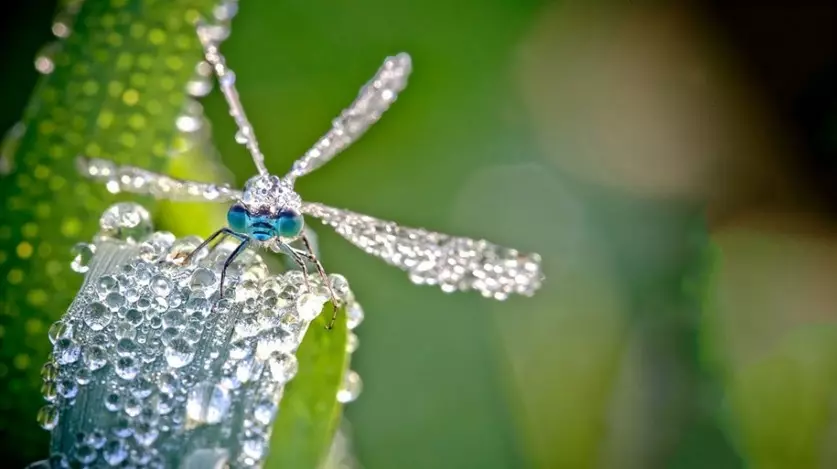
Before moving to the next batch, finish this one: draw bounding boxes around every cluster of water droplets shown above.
[39,202,364,468]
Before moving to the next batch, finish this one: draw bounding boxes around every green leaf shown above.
[0,0,215,463]
[266,303,349,469]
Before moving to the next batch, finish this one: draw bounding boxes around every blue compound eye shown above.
[227,204,249,233]
[274,209,304,238]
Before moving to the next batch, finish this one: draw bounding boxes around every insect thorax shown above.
[239,174,302,215]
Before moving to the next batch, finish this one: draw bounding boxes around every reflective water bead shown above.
[337,370,363,403]
[55,337,81,365]
[103,439,128,465]
[150,275,171,297]
[135,297,152,311]
[184,297,209,316]
[96,275,119,296]
[265,351,298,384]
[156,393,174,415]
[124,287,140,302]
[114,321,136,340]
[57,378,78,399]
[161,327,180,346]
[190,267,216,290]
[105,292,126,311]
[242,438,266,460]
[37,405,59,430]
[255,326,293,359]
[124,396,142,417]
[162,309,185,328]
[149,316,163,329]
[70,242,96,273]
[41,362,57,381]
[253,400,277,425]
[125,308,143,326]
[131,376,154,399]
[113,417,132,437]
[135,267,152,286]
[165,338,195,368]
[99,202,153,242]
[158,373,177,394]
[329,273,352,302]
[229,339,253,360]
[134,421,159,446]
[117,338,138,357]
[346,331,359,353]
[150,296,169,313]
[74,443,97,464]
[48,320,72,344]
[115,356,139,380]
[84,345,108,371]
[346,301,365,329]
[75,368,92,385]
[186,382,231,426]
[84,302,112,331]
[296,292,326,321]
[183,324,202,343]
[41,381,57,402]
[85,430,106,449]
[104,393,122,412]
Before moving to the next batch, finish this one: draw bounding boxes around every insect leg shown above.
[219,236,250,297]
[184,227,237,264]
[299,235,339,330]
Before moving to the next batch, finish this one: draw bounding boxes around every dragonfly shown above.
[77,22,544,329]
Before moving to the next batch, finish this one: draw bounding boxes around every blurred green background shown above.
[2,1,837,468]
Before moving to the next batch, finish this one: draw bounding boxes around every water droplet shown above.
[165,338,195,368]
[115,356,139,380]
[105,291,126,311]
[103,439,128,465]
[329,273,352,302]
[48,321,72,344]
[82,344,107,371]
[183,324,202,343]
[347,301,365,329]
[131,376,154,399]
[124,287,140,302]
[99,202,153,242]
[151,296,169,313]
[84,302,112,331]
[74,443,97,464]
[190,268,216,290]
[37,405,59,430]
[116,338,138,357]
[113,417,132,437]
[124,396,142,417]
[85,430,106,449]
[186,382,231,426]
[41,381,57,402]
[150,275,171,297]
[75,367,92,385]
[104,393,122,412]
[162,309,185,329]
[55,338,80,365]
[34,42,60,74]
[156,392,174,414]
[56,377,78,398]
[296,293,326,321]
[161,327,180,346]
[114,321,136,340]
[346,331,359,353]
[253,400,277,425]
[158,373,177,394]
[242,438,265,460]
[70,243,96,273]
[96,275,119,296]
[255,326,293,359]
[265,351,298,384]
[133,421,159,446]
[41,362,57,381]
[184,297,209,317]
[234,129,249,144]
[229,339,253,360]
[337,370,362,403]
[135,297,151,311]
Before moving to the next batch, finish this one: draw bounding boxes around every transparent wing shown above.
[302,202,544,300]
[285,53,412,182]
[76,156,242,203]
